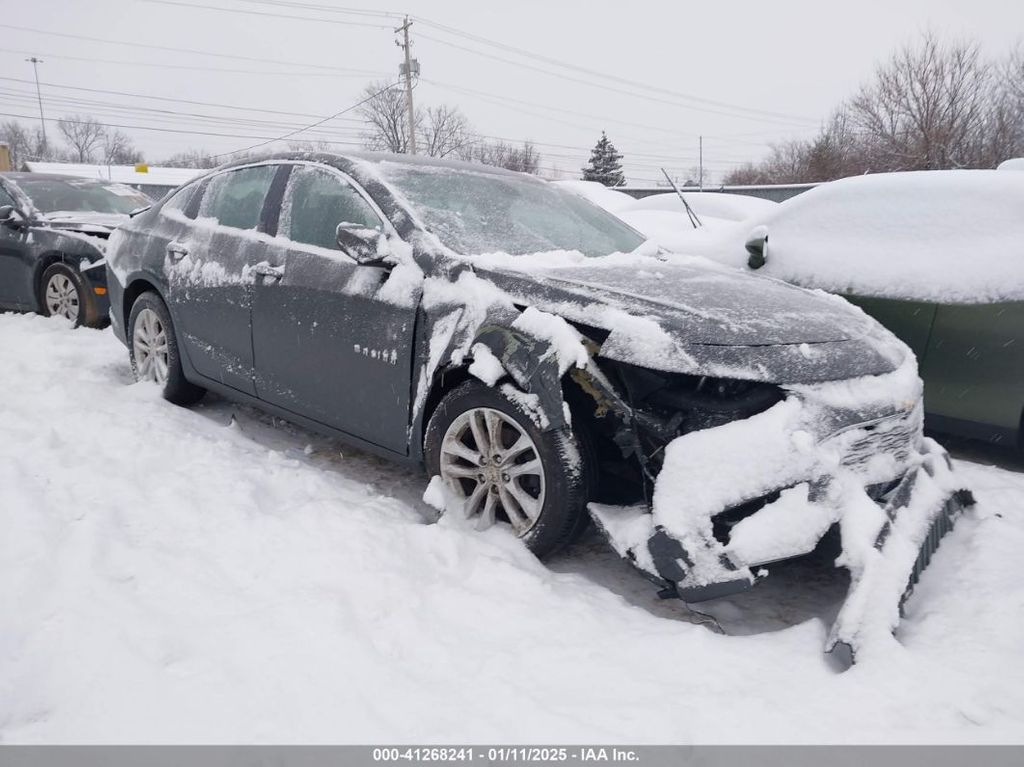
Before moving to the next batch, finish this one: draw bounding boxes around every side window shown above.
[161,182,197,217]
[0,185,16,209]
[199,165,277,231]
[280,166,381,250]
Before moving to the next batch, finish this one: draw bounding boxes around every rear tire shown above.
[424,380,590,559]
[39,263,103,327]
[128,291,205,406]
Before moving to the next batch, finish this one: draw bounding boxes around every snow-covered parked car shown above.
[719,170,1024,449]
[0,173,151,327]
[104,152,971,659]
[553,179,778,255]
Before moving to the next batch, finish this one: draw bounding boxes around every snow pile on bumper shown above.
[590,359,972,659]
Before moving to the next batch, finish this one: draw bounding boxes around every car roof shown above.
[217,150,538,181]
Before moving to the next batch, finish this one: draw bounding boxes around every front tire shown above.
[39,263,103,327]
[424,380,589,558]
[128,291,205,405]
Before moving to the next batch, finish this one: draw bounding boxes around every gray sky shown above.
[3,0,1022,184]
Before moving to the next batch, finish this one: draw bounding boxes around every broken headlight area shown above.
[576,356,973,662]
[569,359,785,505]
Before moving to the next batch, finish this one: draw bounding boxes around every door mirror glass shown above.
[745,227,769,270]
[336,223,385,264]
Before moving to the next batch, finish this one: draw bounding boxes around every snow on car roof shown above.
[714,170,1024,304]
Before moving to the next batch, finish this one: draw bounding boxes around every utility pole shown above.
[699,135,703,191]
[395,16,417,155]
[26,56,47,151]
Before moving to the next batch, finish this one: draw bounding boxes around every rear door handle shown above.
[166,242,189,261]
[252,262,285,281]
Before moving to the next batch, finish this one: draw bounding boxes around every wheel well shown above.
[122,279,160,330]
[33,252,74,304]
[421,364,474,446]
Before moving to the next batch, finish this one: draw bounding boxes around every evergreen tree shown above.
[581,131,625,187]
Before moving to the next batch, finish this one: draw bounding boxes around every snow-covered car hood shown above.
[476,260,904,383]
[42,210,128,236]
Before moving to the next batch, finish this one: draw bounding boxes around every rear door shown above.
[165,164,282,396]
[251,163,419,453]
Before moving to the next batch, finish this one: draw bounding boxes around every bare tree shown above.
[848,34,994,171]
[102,129,143,165]
[57,115,106,163]
[421,105,472,158]
[160,148,219,169]
[725,34,1024,183]
[286,139,334,153]
[0,120,32,169]
[358,80,420,154]
[461,140,541,173]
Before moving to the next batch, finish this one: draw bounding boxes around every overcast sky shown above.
[3,0,1022,184]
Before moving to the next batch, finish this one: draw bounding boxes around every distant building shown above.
[24,161,203,200]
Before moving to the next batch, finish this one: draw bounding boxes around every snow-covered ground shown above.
[2,313,1023,744]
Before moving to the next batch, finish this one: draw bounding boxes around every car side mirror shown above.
[336,222,385,265]
[0,205,26,229]
[745,229,768,270]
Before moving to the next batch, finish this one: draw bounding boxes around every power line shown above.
[212,79,403,158]
[416,32,814,129]
[410,17,818,125]
[0,110,366,149]
[0,88,368,139]
[142,0,394,28]
[423,80,755,161]
[4,24,374,74]
[0,76,358,121]
[210,0,819,126]
[0,47,386,78]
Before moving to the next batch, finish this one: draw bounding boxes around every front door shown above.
[0,184,32,308]
[251,164,419,454]
[164,164,282,396]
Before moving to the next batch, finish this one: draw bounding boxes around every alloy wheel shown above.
[439,406,546,534]
[132,307,170,384]
[45,273,80,321]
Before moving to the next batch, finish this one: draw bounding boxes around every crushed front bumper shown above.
[589,366,973,662]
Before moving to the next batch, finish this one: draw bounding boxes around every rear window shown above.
[199,165,277,230]
[15,178,151,215]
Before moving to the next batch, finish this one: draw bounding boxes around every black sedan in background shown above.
[0,173,151,327]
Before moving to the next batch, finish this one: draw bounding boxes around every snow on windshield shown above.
[718,170,1024,303]
[375,162,646,257]
[16,178,151,216]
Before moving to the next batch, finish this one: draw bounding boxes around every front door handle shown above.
[252,262,285,281]
[166,242,189,261]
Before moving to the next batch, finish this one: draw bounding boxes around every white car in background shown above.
[553,179,776,256]
[593,170,1024,449]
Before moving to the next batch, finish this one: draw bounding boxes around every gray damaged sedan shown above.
[104,152,971,660]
